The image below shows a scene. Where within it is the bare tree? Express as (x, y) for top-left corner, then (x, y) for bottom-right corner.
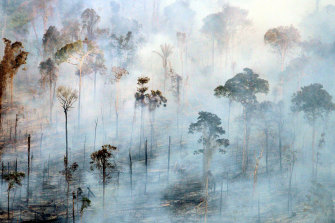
(56, 86), (78, 168)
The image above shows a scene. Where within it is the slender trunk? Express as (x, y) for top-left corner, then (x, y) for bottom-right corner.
(145, 139), (148, 193)
(8, 190), (10, 220)
(10, 74), (13, 106)
(139, 106), (144, 158)
(14, 114), (18, 143)
(94, 72), (97, 101)
(167, 136), (171, 182)
(67, 180), (69, 222)
(288, 161), (295, 215)
(65, 111), (68, 168)
(265, 129), (269, 175)
(102, 163), (105, 210)
(27, 134), (30, 203)
(72, 192), (75, 223)
(50, 81), (52, 123)
(242, 108), (247, 173)
(94, 119), (98, 151)
(278, 123), (282, 172)
(129, 150), (132, 195)
(227, 100), (231, 138)
(212, 34), (214, 73)
(78, 65), (83, 127)
(312, 116), (315, 177)
(115, 103), (119, 139)
(219, 178), (223, 215)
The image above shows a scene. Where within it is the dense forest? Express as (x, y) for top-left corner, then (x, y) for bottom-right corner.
(0, 0), (335, 222)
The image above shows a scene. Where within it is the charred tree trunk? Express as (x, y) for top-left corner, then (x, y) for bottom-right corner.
(27, 134), (31, 204)
(145, 139), (148, 193)
(102, 162), (106, 210)
(129, 150), (133, 195)
(65, 111), (68, 168)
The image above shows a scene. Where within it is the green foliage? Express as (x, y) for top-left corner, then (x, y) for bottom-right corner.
(80, 196), (91, 214)
(43, 26), (63, 58)
(291, 83), (335, 123)
(39, 58), (58, 88)
(214, 68), (269, 106)
(201, 5), (250, 45)
(81, 8), (101, 40)
(189, 111), (229, 153)
(55, 40), (83, 65)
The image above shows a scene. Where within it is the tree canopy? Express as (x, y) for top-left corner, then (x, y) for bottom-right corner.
(214, 68), (269, 106)
(291, 83), (335, 123)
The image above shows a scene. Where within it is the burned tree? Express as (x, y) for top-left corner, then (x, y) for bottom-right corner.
(90, 144), (118, 208)
(0, 38), (28, 118)
(56, 86), (78, 168)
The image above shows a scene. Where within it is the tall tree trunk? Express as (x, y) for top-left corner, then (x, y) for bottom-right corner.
(129, 150), (132, 195)
(72, 192), (75, 223)
(65, 111), (68, 168)
(265, 129), (269, 175)
(94, 72), (97, 101)
(242, 108), (247, 173)
(27, 134), (30, 204)
(167, 136), (171, 182)
(102, 163), (106, 210)
(227, 100), (231, 138)
(144, 139), (148, 193)
(7, 190), (10, 220)
(50, 81), (52, 123)
(278, 123), (282, 172)
(10, 74), (13, 106)
(139, 106), (144, 158)
(312, 116), (316, 177)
